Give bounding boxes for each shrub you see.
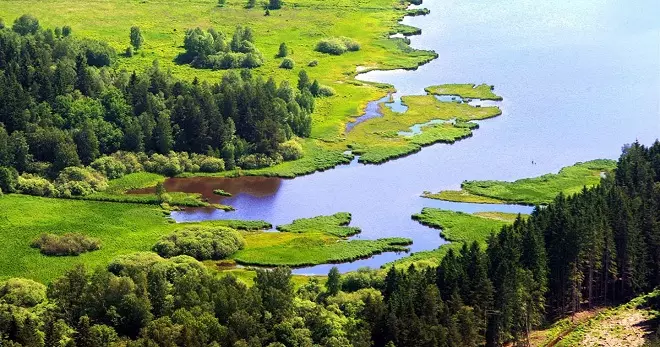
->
[308,60,318,67]
[91,156,127,179]
[0,278,47,307]
[315,38,346,55]
[237,153,280,169]
[17,174,57,197]
[198,157,225,173]
[278,140,304,161]
[152,226,245,260]
[280,58,295,69]
[30,233,101,256]
[110,151,143,173]
[107,252,165,275]
[318,85,336,97]
[315,37,360,55]
[125,46,134,57]
[55,166,108,196]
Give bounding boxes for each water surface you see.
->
[169,0,659,274]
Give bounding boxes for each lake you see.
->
[169,0,660,274]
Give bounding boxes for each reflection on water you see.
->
[167,0,658,274]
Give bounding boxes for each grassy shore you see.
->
[347,93,502,163]
[391,209,520,269]
[234,232,411,267]
[423,159,617,205]
[276,212,361,237]
[425,83,502,100]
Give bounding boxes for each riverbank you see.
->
[423,159,617,205]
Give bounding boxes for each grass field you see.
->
[391,209,520,269]
[425,83,502,100]
[423,159,617,205]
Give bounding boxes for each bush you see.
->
[280,58,295,69]
[55,166,108,196]
[278,140,304,161]
[91,156,127,179]
[30,233,101,256]
[17,174,56,197]
[110,151,143,173]
[198,157,225,173]
[308,60,318,67]
[0,278,47,307]
[315,37,360,55]
[237,153,280,169]
[125,46,134,57]
[0,167,18,193]
[318,85,336,97]
[152,226,245,260]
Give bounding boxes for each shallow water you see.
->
[169,0,659,274]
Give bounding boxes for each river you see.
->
[169,0,660,274]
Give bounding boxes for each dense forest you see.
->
[0,15,317,188]
[0,141,656,346]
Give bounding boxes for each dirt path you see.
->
[581,311,655,346]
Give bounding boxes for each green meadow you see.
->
[276,212,361,237]
[423,159,617,205]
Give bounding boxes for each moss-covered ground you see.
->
[423,159,617,205]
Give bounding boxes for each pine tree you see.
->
[278,43,288,58]
[130,26,144,50]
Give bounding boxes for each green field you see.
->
[423,159,617,205]
[425,83,503,100]
[391,209,520,269]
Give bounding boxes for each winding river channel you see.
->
[169,0,660,274]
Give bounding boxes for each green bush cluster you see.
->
[153,226,246,260]
[55,167,108,197]
[278,140,304,161]
[0,278,46,308]
[315,37,360,55]
[237,153,282,169]
[180,26,264,70]
[17,174,57,197]
[30,233,101,256]
[279,57,295,69]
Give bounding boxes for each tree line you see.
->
[0,15,319,183]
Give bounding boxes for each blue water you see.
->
[172,0,660,274]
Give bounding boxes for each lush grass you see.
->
[186,219,272,231]
[0,194,180,283]
[276,212,361,237]
[423,190,505,204]
[347,94,502,163]
[424,159,617,205]
[425,83,502,101]
[390,209,519,269]
[104,172,165,194]
[233,231,411,267]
